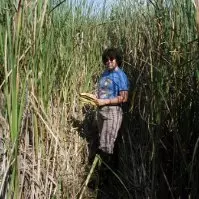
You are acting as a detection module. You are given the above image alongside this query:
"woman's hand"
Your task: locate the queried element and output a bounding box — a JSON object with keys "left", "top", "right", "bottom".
{"left": 95, "top": 99, "right": 110, "bottom": 106}
{"left": 87, "top": 93, "right": 97, "bottom": 99}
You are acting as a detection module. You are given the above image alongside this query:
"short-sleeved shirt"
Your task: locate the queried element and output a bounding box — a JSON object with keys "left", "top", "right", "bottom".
{"left": 97, "top": 67, "right": 129, "bottom": 99}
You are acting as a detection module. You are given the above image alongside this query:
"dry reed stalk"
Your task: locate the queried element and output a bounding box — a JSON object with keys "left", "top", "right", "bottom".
{"left": 0, "top": 91, "right": 9, "bottom": 198}
{"left": 78, "top": 154, "right": 100, "bottom": 199}
{"left": 0, "top": 142, "right": 16, "bottom": 197}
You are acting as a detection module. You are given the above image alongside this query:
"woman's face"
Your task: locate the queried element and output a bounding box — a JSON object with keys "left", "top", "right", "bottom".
{"left": 105, "top": 57, "right": 118, "bottom": 71}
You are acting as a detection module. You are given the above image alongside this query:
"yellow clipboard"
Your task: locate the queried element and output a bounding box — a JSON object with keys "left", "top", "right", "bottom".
{"left": 79, "top": 93, "right": 98, "bottom": 106}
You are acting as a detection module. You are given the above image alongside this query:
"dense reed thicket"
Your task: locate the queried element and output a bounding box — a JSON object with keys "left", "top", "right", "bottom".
{"left": 0, "top": 0, "right": 199, "bottom": 198}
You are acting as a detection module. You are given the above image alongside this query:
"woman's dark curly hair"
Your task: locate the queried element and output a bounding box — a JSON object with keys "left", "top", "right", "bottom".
{"left": 102, "top": 47, "right": 123, "bottom": 66}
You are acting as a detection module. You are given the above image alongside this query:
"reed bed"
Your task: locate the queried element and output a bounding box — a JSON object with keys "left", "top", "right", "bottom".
{"left": 0, "top": 0, "right": 199, "bottom": 198}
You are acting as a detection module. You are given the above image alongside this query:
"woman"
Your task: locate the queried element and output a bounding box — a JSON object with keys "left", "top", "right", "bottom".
{"left": 96, "top": 47, "right": 129, "bottom": 156}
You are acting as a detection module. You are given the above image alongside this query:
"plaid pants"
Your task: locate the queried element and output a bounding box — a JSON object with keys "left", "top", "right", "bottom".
{"left": 97, "top": 106, "right": 123, "bottom": 154}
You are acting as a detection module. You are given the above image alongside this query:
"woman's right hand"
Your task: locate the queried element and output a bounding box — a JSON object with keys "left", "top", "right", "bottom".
{"left": 95, "top": 99, "right": 110, "bottom": 107}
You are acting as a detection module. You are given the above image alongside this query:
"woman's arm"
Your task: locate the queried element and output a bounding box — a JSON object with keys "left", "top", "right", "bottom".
{"left": 96, "top": 91, "right": 128, "bottom": 106}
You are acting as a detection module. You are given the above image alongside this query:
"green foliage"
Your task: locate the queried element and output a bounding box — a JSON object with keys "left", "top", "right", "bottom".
{"left": 0, "top": 0, "right": 199, "bottom": 198}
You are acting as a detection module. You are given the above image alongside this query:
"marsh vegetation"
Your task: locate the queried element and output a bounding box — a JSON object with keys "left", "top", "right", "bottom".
{"left": 0, "top": 0, "right": 199, "bottom": 198}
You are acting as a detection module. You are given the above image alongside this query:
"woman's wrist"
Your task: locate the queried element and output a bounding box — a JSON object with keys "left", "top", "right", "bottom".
{"left": 105, "top": 99, "right": 111, "bottom": 105}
